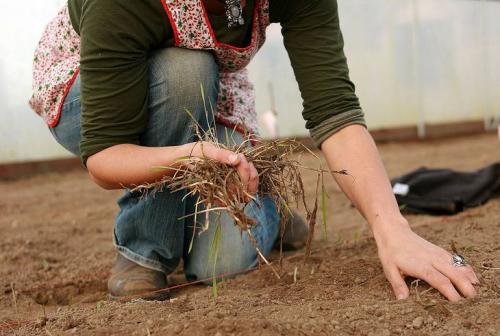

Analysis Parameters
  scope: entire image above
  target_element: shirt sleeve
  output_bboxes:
[270,0,366,148]
[77,0,168,165]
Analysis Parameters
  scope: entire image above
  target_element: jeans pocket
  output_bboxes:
[49,98,81,156]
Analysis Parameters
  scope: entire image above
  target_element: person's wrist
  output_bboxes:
[371,213,411,246]
[166,143,197,169]
[179,142,202,158]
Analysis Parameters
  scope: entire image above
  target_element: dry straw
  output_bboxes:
[131,94,345,290]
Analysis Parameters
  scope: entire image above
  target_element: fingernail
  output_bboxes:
[228,154,238,164]
[397,293,406,300]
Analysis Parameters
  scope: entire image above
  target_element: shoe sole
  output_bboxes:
[108,291,170,302]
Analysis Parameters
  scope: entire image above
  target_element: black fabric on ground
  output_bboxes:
[391,163,500,215]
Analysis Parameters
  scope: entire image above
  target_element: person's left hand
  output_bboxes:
[374,223,480,302]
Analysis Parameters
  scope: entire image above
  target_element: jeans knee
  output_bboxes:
[145,48,219,146]
[186,243,257,283]
[184,198,279,282]
[149,48,219,106]
[184,220,258,282]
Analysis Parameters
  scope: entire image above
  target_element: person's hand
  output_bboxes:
[374,222,480,302]
[185,141,259,203]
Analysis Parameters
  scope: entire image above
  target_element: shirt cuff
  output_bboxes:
[309,109,367,148]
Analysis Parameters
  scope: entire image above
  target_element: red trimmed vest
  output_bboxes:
[30,0,270,135]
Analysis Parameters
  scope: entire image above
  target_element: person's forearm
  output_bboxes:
[320,125,410,236]
[321,125,480,302]
[86,142,254,193]
[86,144,189,190]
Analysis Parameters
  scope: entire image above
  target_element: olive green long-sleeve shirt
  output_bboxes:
[68,0,365,164]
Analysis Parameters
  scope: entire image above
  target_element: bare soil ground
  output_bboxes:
[1,134,499,336]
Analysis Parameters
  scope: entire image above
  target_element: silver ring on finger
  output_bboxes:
[452,254,467,267]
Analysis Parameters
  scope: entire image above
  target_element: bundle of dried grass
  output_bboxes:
[132,120,338,279]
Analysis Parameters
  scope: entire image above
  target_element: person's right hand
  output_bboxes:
[185,141,259,203]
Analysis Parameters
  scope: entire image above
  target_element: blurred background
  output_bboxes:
[1,0,499,165]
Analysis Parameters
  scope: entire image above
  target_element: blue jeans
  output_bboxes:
[50,48,280,280]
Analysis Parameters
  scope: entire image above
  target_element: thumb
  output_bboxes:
[226,152,240,165]
[215,149,239,165]
[192,142,240,165]
[206,147,241,166]
[385,266,410,300]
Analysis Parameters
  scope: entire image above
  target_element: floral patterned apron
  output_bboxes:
[29,5,80,127]
[30,0,269,136]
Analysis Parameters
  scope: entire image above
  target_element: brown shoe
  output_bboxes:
[107,254,169,301]
[275,210,309,251]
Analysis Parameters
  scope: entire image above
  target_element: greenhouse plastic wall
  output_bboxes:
[249,0,500,138]
[1,0,499,163]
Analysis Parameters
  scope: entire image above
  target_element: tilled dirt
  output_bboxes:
[1,134,499,336]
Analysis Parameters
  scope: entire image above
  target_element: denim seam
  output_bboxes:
[114,244,170,274]
[113,232,172,274]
